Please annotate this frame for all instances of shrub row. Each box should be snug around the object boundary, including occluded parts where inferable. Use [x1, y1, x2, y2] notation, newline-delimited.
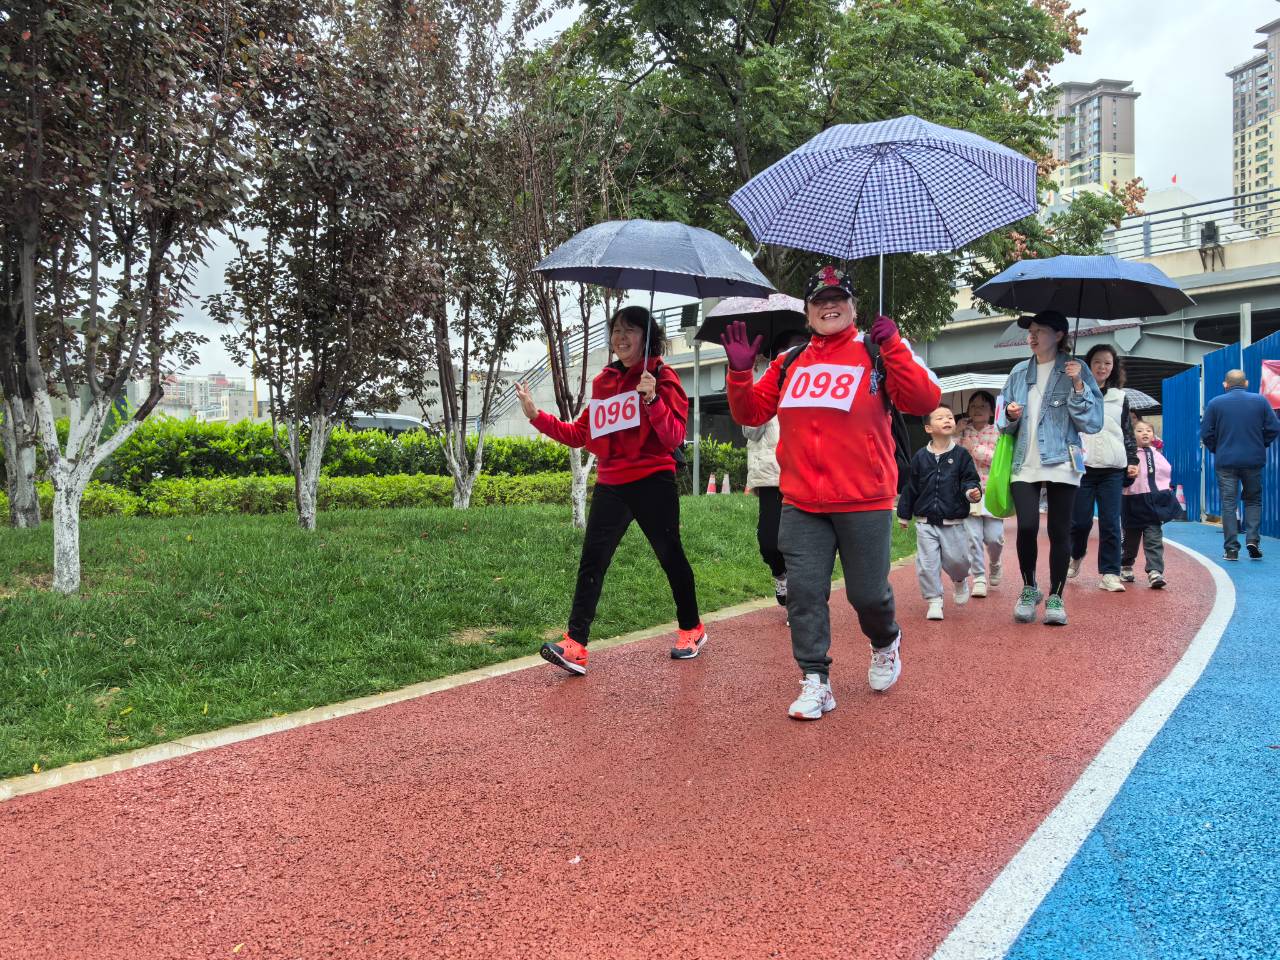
[0, 416, 749, 493]
[0, 473, 611, 522]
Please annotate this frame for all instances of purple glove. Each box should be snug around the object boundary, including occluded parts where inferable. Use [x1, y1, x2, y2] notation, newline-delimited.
[867, 314, 899, 346]
[720, 320, 763, 372]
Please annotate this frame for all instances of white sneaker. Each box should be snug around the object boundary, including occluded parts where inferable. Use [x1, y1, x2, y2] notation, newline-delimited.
[990, 561, 1002, 586]
[953, 579, 971, 605]
[788, 673, 835, 720]
[971, 576, 988, 598]
[1099, 573, 1126, 592]
[1067, 556, 1083, 579]
[926, 598, 944, 620]
[868, 635, 902, 692]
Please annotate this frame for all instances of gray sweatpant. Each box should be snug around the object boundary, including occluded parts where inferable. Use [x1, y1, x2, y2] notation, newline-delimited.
[778, 505, 900, 679]
[965, 515, 1005, 578]
[916, 521, 973, 600]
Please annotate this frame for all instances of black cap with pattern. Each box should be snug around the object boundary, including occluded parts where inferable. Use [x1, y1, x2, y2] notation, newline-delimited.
[803, 265, 856, 302]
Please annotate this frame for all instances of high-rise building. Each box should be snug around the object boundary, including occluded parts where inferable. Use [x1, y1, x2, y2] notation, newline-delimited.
[1050, 79, 1139, 198]
[1228, 18, 1280, 233]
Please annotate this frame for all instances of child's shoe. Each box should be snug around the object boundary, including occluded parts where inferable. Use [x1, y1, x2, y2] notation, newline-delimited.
[1148, 571, 1167, 590]
[971, 576, 988, 598]
[926, 598, 944, 620]
[788, 673, 836, 720]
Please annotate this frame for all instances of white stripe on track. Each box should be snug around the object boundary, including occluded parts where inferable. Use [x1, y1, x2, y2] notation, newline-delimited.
[930, 535, 1235, 960]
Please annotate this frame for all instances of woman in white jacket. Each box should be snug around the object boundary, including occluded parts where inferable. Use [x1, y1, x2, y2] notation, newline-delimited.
[744, 331, 808, 606]
[1068, 345, 1139, 591]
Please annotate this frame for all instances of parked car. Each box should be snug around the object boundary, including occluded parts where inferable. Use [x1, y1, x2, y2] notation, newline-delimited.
[347, 412, 429, 436]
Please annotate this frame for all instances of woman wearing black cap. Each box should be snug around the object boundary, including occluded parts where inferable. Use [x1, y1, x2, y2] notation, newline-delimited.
[998, 310, 1104, 626]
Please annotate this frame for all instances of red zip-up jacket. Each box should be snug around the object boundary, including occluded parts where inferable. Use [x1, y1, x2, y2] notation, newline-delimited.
[727, 325, 940, 513]
[531, 357, 688, 485]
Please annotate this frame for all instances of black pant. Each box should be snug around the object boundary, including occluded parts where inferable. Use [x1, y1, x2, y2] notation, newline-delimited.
[755, 486, 786, 577]
[1011, 481, 1078, 597]
[567, 472, 700, 645]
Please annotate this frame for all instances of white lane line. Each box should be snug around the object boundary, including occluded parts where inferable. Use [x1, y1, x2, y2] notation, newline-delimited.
[930, 535, 1236, 960]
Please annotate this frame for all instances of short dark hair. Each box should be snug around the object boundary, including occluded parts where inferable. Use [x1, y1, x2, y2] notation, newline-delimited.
[927, 404, 955, 424]
[967, 390, 997, 413]
[609, 305, 668, 357]
[1084, 344, 1126, 390]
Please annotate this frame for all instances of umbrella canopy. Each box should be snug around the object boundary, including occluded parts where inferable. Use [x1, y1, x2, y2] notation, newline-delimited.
[973, 255, 1194, 319]
[534, 219, 774, 299]
[1125, 387, 1159, 411]
[695, 293, 806, 350]
[729, 115, 1038, 261]
[992, 317, 1143, 350]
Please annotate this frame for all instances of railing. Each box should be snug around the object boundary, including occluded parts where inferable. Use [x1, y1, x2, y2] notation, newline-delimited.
[484, 303, 692, 423]
[1105, 186, 1280, 260]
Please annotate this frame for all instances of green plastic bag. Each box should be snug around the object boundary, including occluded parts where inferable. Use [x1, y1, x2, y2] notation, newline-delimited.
[984, 433, 1016, 518]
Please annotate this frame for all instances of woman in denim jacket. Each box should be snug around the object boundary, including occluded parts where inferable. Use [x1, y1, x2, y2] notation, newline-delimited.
[998, 310, 1104, 626]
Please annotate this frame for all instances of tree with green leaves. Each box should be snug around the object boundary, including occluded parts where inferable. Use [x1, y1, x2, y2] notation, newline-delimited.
[2, 0, 261, 591]
[211, 0, 498, 530]
[561, 0, 1125, 340]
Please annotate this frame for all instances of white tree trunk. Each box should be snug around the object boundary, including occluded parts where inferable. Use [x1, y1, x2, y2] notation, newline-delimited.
[568, 449, 595, 530]
[1, 394, 41, 528]
[51, 478, 84, 593]
[30, 385, 148, 595]
[442, 425, 487, 511]
[290, 412, 330, 531]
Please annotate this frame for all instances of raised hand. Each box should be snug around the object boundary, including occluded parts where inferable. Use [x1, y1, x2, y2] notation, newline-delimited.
[720, 320, 763, 372]
[1064, 359, 1083, 387]
[868, 314, 899, 346]
[515, 381, 537, 420]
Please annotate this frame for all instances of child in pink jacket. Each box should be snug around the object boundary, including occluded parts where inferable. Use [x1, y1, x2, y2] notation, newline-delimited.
[1121, 421, 1174, 588]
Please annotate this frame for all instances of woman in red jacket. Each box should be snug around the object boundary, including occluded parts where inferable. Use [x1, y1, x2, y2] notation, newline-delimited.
[722, 266, 941, 718]
[514, 305, 705, 676]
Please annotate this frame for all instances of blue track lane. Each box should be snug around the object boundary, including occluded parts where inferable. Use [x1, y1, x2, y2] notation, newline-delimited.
[1006, 523, 1280, 960]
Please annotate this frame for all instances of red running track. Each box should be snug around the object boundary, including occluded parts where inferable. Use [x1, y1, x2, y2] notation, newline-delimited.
[0, 536, 1213, 960]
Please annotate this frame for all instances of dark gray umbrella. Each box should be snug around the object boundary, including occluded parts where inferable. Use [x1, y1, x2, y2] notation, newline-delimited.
[694, 293, 806, 352]
[535, 219, 774, 358]
[974, 254, 1194, 346]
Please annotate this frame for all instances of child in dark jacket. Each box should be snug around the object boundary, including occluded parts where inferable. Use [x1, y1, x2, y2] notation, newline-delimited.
[898, 405, 983, 620]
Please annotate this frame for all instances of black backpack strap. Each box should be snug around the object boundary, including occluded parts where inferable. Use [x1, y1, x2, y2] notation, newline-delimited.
[775, 342, 809, 390]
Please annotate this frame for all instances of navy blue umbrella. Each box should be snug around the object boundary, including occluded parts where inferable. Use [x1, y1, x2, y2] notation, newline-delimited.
[535, 219, 774, 357]
[974, 255, 1194, 341]
[729, 115, 1038, 311]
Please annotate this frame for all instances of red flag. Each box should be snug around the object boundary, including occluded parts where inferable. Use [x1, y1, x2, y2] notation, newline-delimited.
[1172, 174, 1178, 184]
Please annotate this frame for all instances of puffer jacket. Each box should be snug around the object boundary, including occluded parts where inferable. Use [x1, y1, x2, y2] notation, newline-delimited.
[1081, 388, 1138, 470]
[744, 418, 781, 488]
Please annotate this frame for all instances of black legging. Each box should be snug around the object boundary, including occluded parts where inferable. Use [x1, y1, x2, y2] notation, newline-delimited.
[1010, 481, 1078, 598]
[755, 486, 786, 577]
[567, 472, 700, 644]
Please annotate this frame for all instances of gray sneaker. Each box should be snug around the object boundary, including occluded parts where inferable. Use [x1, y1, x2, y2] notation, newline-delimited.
[1043, 594, 1068, 626]
[1013, 585, 1043, 623]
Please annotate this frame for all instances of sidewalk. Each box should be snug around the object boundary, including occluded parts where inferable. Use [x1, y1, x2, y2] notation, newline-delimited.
[0, 526, 1264, 959]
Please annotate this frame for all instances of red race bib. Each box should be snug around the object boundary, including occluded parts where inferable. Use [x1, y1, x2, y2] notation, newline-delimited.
[589, 391, 641, 438]
[779, 363, 865, 412]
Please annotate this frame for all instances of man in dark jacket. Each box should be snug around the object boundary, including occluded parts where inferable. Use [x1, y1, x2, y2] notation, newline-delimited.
[1200, 369, 1280, 560]
[898, 405, 982, 620]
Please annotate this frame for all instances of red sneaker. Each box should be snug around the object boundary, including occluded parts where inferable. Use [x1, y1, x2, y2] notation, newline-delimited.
[670, 623, 707, 660]
[540, 634, 588, 675]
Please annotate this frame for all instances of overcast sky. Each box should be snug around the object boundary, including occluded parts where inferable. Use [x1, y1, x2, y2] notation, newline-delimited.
[183, 0, 1280, 375]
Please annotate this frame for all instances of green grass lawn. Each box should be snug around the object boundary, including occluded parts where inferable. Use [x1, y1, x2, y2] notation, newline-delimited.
[0, 497, 915, 778]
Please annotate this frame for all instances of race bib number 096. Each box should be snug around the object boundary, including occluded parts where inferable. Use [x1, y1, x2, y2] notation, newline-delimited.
[779, 364, 865, 411]
[589, 390, 641, 438]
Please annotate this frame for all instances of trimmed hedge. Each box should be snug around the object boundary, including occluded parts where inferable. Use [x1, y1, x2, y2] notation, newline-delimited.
[0, 473, 598, 521]
[1, 416, 749, 493]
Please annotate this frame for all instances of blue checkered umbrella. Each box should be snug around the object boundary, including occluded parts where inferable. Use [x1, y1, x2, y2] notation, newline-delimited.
[729, 115, 1037, 311]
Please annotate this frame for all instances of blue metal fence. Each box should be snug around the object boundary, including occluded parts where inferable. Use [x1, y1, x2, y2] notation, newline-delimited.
[1241, 329, 1280, 539]
[1200, 343, 1243, 518]
[1161, 366, 1203, 522]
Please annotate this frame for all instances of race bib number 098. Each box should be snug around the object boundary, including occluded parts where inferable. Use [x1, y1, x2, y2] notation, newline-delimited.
[779, 364, 865, 411]
[589, 390, 641, 438]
